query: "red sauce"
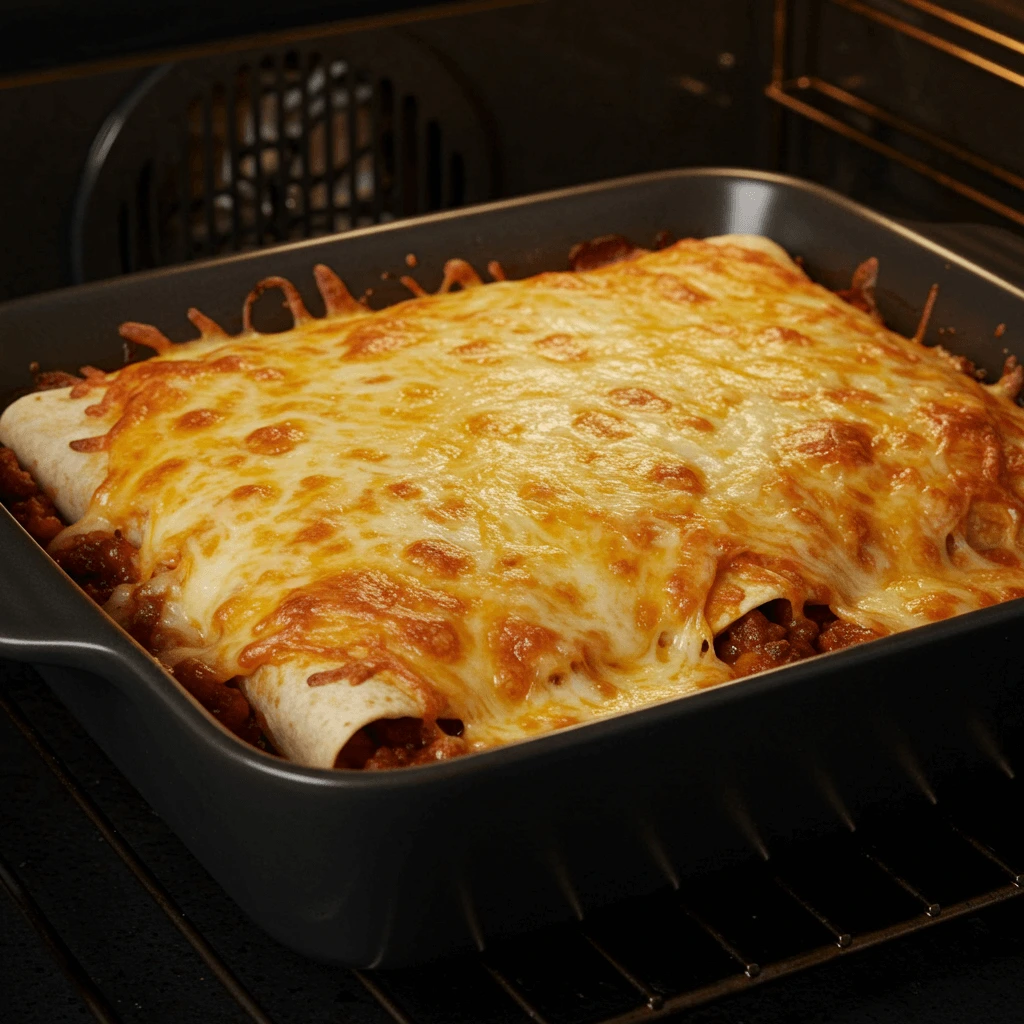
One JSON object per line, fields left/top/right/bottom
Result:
{"left": 50, "top": 530, "right": 139, "bottom": 604}
{"left": 0, "top": 448, "right": 65, "bottom": 543}
{"left": 716, "top": 600, "right": 881, "bottom": 677}
{"left": 172, "top": 658, "right": 264, "bottom": 746}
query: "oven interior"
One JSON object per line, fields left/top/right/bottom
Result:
{"left": 2, "top": 0, "right": 1023, "bottom": 300}
{"left": 2, "top": 0, "right": 1024, "bottom": 1020}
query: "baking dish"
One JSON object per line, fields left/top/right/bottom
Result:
{"left": 2, "top": 168, "right": 1024, "bottom": 967}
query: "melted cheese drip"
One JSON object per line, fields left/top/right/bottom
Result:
{"left": 18, "top": 236, "right": 1024, "bottom": 753}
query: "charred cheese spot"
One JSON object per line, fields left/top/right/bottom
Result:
{"left": 346, "top": 448, "right": 389, "bottom": 462}
{"left": 298, "top": 474, "right": 333, "bottom": 491}
{"left": 176, "top": 408, "right": 225, "bottom": 430}
{"left": 344, "top": 319, "right": 413, "bottom": 358}
{"left": 387, "top": 480, "right": 424, "bottom": 499}
{"left": 466, "top": 412, "right": 523, "bottom": 438}
{"left": 780, "top": 420, "right": 874, "bottom": 467}
{"left": 403, "top": 538, "right": 475, "bottom": 578}
{"left": 424, "top": 497, "right": 471, "bottom": 523}
{"left": 244, "top": 422, "right": 305, "bottom": 456}
{"left": 666, "top": 569, "right": 699, "bottom": 617}
{"left": 490, "top": 615, "right": 563, "bottom": 702}
{"left": 573, "top": 409, "right": 633, "bottom": 439}
{"left": 240, "top": 568, "right": 463, "bottom": 670}
{"left": 983, "top": 548, "right": 1020, "bottom": 567}
{"left": 965, "top": 500, "right": 1017, "bottom": 552}
{"left": 610, "top": 558, "right": 638, "bottom": 577}
{"left": 554, "top": 581, "right": 582, "bottom": 605}
{"left": 534, "top": 333, "right": 589, "bottom": 361}
{"left": 756, "top": 325, "right": 813, "bottom": 346}
{"left": 293, "top": 520, "right": 336, "bottom": 544}
{"left": 607, "top": 386, "right": 671, "bottom": 411}
{"left": 229, "top": 482, "right": 279, "bottom": 502}
{"left": 451, "top": 338, "right": 500, "bottom": 362}
{"left": 676, "top": 415, "right": 715, "bottom": 432}
{"left": 649, "top": 462, "right": 705, "bottom": 494}
{"left": 823, "top": 388, "right": 882, "bottom": 406}
{"left": 906, "top": 592, "right": 961, "bottom": 622}
{"left": 518, "top": 480, "right": 557, "bottom": 502}
{"left": 634, "top": 599, "right": 659, "bottom": 630}
{"left": 652, "top": 274, "right": 710, "bottom": 303}
{"left": 250, "top": 366, "right": 286, "bottom": 381}
{"left": 401, "top": 383, "right": 439, "bottom": 403}
{"left": 628, "top": 520, "right": 661, "bottom": 549}
{"left": 137, "top": 458, "right": 187, "bottom": 492}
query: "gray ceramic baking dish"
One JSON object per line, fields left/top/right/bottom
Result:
{"left": 2, "top": 169, "right": 1024, "bottom": 967}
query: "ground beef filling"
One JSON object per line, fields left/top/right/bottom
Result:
{"left": 171, "top": 658, "right": 267, "bottom": 748}
{"left": 0, "top": 447, "right": 64, "bottom": 543}
{"left": 50, "top": 530, "right": 139, "bottom": 604}
{"left": 716, "top": 599, "right": 880, "bottom": 678}
{"left": 335, "top": 716, "right": 467, "bottom": 770}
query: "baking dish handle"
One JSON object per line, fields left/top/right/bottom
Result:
{"left": 0, "top": 517, "right": 148, "bottom": 683}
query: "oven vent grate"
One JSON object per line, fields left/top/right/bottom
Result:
{"left": 767, "top": 0, "right": 1024, "bottom": 229}
{"left": 179, "top": 56, "right": 463, "bottom": 260}
{"left": 71, "top": 35, "right": 494, "bottom": 283}
{"left": 1, "top": 664, "right": 1023, "bottom": 1024}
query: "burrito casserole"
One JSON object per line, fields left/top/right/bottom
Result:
{"left": 3, "top": 233, "right": 1024, "bottom": 769}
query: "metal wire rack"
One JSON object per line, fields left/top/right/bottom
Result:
{"left": 2, "top": 659, "right": 1023, "bottom": 1024}
{"left": 767, "top": 0, "right": 1024, "bottom": 228}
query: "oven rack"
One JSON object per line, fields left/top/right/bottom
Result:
{"left": 767, "top": 0, "right": 1024, "bottom": 230}
{"left": 2, "top": 661, "right": 1023, "bottom": 1024}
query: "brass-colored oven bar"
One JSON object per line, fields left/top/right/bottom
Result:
{"left": 801, "top": 76, "right": 1024, "bottom": 194}
{"left": 764, "top": 82, "right": 1024, "bottom": 228}
{"left": 829, "top": 0, "right": 1024, "bottom": 90}
{"left": 768, "top": 0, "right": 1024, "bottom": 229}
{"left": 894, "top": 0, "right": 1024, "bottom": 57}
{"left": 772, "top": 0, "right": 789, "bottom": 87}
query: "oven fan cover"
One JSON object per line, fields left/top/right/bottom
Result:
{"left": 71, "top": 33, "right": 496, "bottom": 283}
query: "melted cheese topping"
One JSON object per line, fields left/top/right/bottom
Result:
{"left": 22, "top": 237, "right": 1024, "bottom": 753}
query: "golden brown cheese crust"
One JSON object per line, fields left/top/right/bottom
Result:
{"left": 11, "top": 237, "right": 1024, "bottom": 757}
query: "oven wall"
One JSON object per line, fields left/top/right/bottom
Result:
{"left": 0, "top": 71, "right": 139, "bottom": 300}
{"left": 0, "top": 0, "right": 770, "bottom": 302}
{"left": 0, "top": 0, "right": 1019, "bottom": 303}
{"left": 405, "top": 0, "right": 772, "bottom": 198}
